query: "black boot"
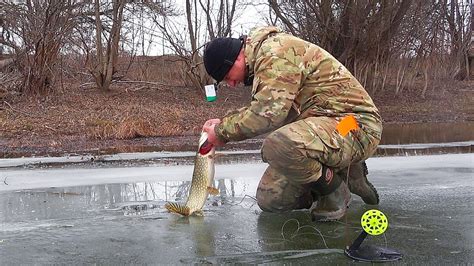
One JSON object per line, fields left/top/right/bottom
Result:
{"left": 341, "top": 161, "right": 379, "bottom": 205}
{"left": 310, "top": 166, "right": 351, "bottom": 222}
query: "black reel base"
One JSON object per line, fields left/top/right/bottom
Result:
{"left": 345, "top": 245, "right": 403, "bottom": 262}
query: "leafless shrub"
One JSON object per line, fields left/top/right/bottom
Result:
{"left": 0, "top": 71, "right": 22, "bottom": 99}
{"left": 63, "top": 1, "right": 175, "bottom": 91}
{"left": 1, "top": 0, "right": 81, "bottom": 95}
{"left": 266, "top": 0, "right": 472, "bottom": 96}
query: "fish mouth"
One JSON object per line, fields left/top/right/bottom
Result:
{"left": 198, "top": 132, "right": 214, "bottom": 155}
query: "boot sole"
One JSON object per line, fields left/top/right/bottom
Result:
{"left": 312, "top": 196, "right": 352, "bottom": 222}
{"left": 312, "top": 209, "right": 346, "bottom": 222}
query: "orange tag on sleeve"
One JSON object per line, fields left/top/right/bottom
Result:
{"left": 336, "top": 115, "right": 359, "bottom": 137}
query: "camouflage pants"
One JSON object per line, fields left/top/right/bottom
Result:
{"left": 256, "top": 116, "right": 381, "bottom": 212}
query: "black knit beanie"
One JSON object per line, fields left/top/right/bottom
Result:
{"left": 203, "top": 37, "right": 244, "bottom": 82}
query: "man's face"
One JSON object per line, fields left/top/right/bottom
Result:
{"left": 223, "top": 50, "right": 246, "bottom": 87}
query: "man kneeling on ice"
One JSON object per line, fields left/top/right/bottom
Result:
{"left": 202, "top": 26, "right": 382, "bottom": 222}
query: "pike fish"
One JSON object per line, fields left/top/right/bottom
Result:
{"left": 165, "top": 131, "right": 218, "bottom": 216}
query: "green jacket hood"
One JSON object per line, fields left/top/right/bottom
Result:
{"left": 244, "top": 26, "right": 282, "bottom": 74}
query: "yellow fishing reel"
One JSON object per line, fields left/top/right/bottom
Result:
{"left": 345, "top": 209, "right": 402, "bottom": 262}
{"left": 361, "top": 209, "right": 388, "bottom": 236}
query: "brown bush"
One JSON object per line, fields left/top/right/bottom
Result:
{"left": 87, "top": 116, "right": 156, "bottom": 140}
{"left": 115, "top": 117, "right": 155, "bottom": 139}
{"left": 89, "top": 123, "right": 116, "bottom": 140}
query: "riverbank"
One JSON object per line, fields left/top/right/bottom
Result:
{"left": 1, "top": 80, "right": 472, "bottom": 158}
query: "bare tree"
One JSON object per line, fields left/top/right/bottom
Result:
{"left": 146, "top": 0, "right": 240, "bottom": 94}
{"left": 266, "top": 0, "right": 473, "bottom": 96}
{"left": 268, "top": 0, "right": 415, "bottom": 91}
{"left": 0, "top": 0, "right": 81, "bottom": 95}
{"left": 86, "top": 0, "right": 126, "bottom": 91}
{"left": 440, "top": 0, "right": 472, "bottom": 80}
{"left": 469, "top": 2, "right": 474, "bottom": 79}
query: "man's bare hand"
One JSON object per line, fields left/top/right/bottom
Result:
{"left": 202, "top": 118, "right": 225, "bottom": 147}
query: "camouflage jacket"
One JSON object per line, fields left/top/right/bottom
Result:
{"left": 216, "top": 26, "right": 382, "bottom": 143}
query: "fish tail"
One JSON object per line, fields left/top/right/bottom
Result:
{"left": 165, "top": 202, "right": 191, "bottom": 216}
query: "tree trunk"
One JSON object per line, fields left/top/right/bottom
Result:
{"left": 92, "top": 0, "right": 125, "bottom": 91}
{"left": 104, "top": 0, "right": 125, "bottom": 91}
{"left": 469, "top": 3, "right": 474, "bottom": 79}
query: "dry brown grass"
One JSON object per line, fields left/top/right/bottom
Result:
{"left": 89, "top": 123, "right": 116, "bottom": 140}
{"left": 115, "top": 116, "right": 155, "bottom": 139}
{"left": 88, "top": 116, "right": 157, "bottom": 140}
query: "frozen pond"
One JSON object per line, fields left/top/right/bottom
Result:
{"left": 0, "top": 153, "right": 473, "bottom": 264}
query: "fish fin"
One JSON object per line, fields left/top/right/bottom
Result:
{"left": 213, "top": 153, "right": 226, "bottom": 159}
{"left": 164, "top": 202, "right": 191, "bottom": 216}
{"left": 207, "top": 187, "right": 219, "bottom": 195}
{"left": 193, "top": 210, "right": 204, "bottom": 216}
